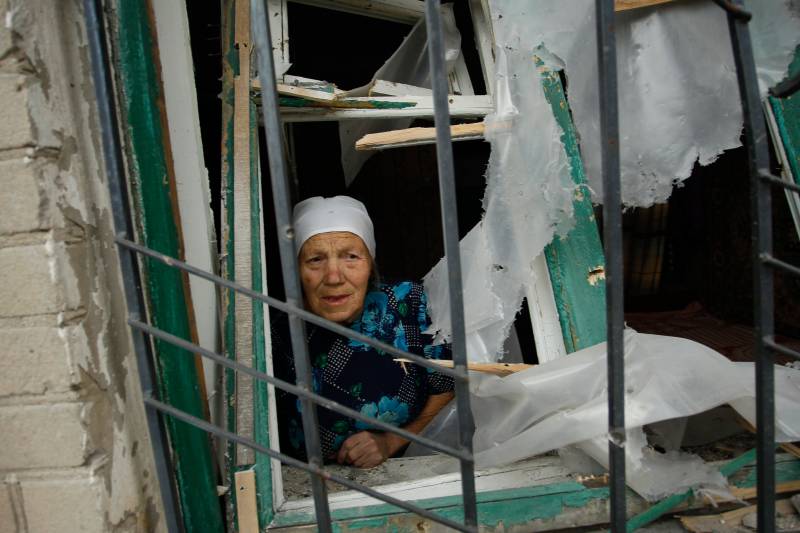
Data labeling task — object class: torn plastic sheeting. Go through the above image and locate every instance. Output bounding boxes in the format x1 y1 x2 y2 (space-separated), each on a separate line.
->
339 5 461 185
491 0 800 207
407 331 800 501
423 44 576 360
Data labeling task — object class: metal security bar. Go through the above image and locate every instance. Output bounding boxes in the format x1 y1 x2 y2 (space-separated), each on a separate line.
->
84 0 708 532
85 0 481 530
716 0 800 531
595 2 627 531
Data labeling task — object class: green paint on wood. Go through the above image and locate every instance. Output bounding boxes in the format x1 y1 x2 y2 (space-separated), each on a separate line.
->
733 451 800 488
114 1 223 532
278 96 418 109
220 0 238 527
537 56 608 353
250 98 274 526
768 46 800 189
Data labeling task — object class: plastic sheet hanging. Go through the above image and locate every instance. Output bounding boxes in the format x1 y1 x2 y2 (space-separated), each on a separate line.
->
423 43 576 361
486 0 800 206
406 331 800 501
339 6 461 186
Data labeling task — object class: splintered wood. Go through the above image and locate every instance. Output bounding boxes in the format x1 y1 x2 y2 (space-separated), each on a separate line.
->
614 0 679 10
233 0 254 466
356 122 486 151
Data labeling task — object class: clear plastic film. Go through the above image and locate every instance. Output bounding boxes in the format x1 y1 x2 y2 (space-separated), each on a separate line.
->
423 43 575 360
486 0 800 206
407 332 800 500
339 6 461 185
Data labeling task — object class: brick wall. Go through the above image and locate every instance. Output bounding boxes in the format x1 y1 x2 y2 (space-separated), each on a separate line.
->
0 1 164 532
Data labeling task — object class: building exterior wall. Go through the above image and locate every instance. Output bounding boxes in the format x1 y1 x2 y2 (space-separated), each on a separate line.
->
0 1 164 531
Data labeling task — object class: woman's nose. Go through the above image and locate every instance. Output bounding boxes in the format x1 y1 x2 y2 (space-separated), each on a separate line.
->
323 260 343 284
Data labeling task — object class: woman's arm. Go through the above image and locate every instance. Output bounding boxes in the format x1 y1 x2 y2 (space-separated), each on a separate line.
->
336 391 455 468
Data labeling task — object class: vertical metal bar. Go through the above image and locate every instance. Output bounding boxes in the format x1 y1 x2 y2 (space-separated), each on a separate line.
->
82 1 182 531
720 3 776 530
595 1 627 530
424 1 478 528
250 1 332 531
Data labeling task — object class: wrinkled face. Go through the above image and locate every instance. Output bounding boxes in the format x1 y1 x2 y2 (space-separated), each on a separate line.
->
299 231 372 324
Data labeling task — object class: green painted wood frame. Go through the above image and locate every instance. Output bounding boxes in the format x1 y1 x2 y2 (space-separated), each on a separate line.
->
113 1 223 531
220 0 274 527
768 48 800 188
259 57 610 529
538 56 608 353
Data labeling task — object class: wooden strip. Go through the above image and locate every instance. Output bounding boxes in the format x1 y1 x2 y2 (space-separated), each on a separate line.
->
279 95 493 122
730 480 800 500
356 122 486 151
369 79 432 97
235 470 260 533
615 0 678 11
736 415 800 460
393 358 534 376
277 82 338 102
234 0 255 466
680 499 795 533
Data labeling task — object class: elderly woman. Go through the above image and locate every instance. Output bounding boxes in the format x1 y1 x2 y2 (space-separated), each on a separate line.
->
273 196 454 468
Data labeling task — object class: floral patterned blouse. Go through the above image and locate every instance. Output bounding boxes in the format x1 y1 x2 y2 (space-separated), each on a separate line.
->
272 281 454 461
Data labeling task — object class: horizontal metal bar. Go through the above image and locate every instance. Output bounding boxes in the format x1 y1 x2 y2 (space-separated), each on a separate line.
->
144 396 477 533
760 253 800 278
760 171 800 194
130 318 473 461
116 236 467 380
763 337 800 361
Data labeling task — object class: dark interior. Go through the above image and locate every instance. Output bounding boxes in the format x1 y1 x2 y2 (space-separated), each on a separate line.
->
186 1 800 367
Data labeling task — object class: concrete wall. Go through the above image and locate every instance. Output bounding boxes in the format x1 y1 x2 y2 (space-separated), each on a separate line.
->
0 1 165 531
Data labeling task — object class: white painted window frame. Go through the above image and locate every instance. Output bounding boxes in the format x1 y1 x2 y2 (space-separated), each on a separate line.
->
259 0 568 514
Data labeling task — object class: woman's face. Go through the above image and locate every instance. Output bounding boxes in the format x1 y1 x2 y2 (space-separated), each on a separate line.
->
299 231 372 324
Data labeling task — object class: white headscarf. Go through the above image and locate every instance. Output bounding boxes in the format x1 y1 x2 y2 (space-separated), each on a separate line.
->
292 196 376 259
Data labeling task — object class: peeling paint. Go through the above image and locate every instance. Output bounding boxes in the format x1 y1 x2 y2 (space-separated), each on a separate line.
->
587 266 605 286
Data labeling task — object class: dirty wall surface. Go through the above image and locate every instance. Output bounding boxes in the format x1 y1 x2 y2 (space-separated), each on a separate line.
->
0 1 164 531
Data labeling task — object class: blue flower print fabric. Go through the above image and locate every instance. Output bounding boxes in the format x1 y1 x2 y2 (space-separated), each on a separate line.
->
272 281 454 461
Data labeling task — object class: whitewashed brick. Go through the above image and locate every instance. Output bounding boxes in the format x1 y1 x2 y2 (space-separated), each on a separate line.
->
0 403 87 469
21 476 106 533
0 74 33 150
0 0 10 59
0 326 75 396
0 242 83 318
0 158 42 234
0 483 16 533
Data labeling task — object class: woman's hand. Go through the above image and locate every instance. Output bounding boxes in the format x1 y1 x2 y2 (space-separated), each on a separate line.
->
336 431 394 468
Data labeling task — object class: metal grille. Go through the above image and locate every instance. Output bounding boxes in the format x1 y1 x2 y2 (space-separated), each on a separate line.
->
83 0 798 531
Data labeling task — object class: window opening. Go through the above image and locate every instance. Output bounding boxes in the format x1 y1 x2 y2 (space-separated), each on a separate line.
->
88 0 800 531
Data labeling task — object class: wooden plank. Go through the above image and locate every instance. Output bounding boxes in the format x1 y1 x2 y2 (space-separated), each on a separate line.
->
288 0 424 24
278 95 493 122
235 470 260 533
233 0 255 467
393 358 533 376
277 82 338 102
679 499 796 533
267 0 290 78
730 480 800 500
615 0 678 11
369 79 432 97
356 122 485 151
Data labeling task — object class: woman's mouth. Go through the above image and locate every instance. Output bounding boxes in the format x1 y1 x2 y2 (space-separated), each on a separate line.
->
321 294 350 306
